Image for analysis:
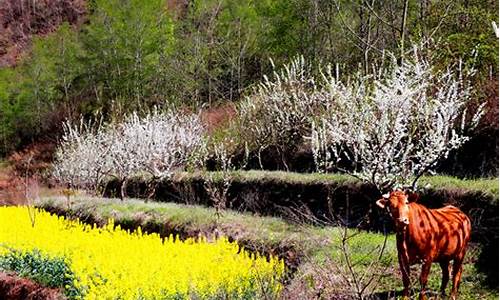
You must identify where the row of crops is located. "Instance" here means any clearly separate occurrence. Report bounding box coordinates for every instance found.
[0,207,284,299]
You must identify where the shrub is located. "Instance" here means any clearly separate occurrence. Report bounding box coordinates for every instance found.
[235,56,328,169]
[235,49,484,190]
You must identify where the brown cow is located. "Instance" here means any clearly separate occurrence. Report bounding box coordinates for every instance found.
[376,190,471,300]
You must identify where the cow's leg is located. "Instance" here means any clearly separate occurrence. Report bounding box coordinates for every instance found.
[439,260,450,296]
[450,258,464,300]
[398,254,411,299]
[418,261,432,300]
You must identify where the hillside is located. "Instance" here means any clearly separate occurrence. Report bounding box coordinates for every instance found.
[0,0,86,67]
[0,0,498,178]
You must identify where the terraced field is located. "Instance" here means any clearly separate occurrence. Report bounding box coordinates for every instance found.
[32,194,498,300]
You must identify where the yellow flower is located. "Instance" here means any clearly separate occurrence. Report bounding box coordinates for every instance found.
[0,206,284,299]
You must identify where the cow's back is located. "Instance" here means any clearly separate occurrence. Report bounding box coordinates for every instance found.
[407,203,471,262]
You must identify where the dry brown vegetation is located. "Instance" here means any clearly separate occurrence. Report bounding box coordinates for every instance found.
[200,103,237,133]
[0,0,86,67]
[0,162,24,205]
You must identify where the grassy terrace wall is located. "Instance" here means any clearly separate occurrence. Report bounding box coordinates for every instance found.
[36,197,350,271]
[102,171,499,287]
[103,171,497,234]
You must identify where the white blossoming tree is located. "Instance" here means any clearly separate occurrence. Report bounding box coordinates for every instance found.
[52,108,206,199]
[311,51,485,192]
[53,118,113,193]
[238,56,328,169]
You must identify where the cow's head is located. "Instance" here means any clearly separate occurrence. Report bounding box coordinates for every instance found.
[376,190,419,230]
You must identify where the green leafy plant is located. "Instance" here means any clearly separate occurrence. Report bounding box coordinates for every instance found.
[0,249,83,298]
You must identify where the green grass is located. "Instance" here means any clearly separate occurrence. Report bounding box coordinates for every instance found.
[37,196,343,259]
[223,170,355,184]
[168,170,355,185]
[168,170,498,198]
[419,175,499,197]
[35,196,497,299]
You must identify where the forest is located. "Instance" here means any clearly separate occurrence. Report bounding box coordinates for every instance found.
[0,0,498,177]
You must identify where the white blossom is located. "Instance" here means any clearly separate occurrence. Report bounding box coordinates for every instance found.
[52,108,205,196]
[238,56,328,166]
[311,49,484,191]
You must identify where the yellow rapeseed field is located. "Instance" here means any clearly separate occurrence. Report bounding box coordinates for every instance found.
[0,206,284,299]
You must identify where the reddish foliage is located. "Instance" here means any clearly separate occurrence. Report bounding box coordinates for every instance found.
[478,79,499,130]
[0,179,25,206]
[0,161,26,205]
[8,142,56,178]
[0,132,60,206]
[199,103,237,133]
[0,0,86,67]
[166,0,188,19]
[0,142,54,204]
[0,272,64,300]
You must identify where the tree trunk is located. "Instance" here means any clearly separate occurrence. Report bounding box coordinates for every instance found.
[399,0,409,63]
[120,179,127,201]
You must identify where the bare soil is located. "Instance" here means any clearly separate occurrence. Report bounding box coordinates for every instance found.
[0,272,64,300]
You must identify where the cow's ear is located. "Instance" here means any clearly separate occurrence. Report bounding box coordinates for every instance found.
[407,192,419,203]
[376,198,388,209]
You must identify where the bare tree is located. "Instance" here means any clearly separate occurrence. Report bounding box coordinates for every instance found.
[204,139,248,221]
[22,154,39,228]
[204,142,233,221]
[284,194,393,300]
